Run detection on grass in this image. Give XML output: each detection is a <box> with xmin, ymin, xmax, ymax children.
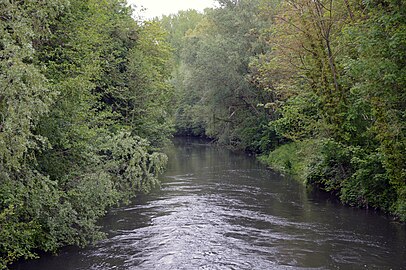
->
<box><xmin>259</xmin><ymin>139</ymin><xmax>322</xmax><ymax>183</ymax></box>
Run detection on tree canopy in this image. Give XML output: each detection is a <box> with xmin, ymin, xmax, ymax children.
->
<box><xmin>0</xmin><ymin>0</ymin><xmax>171</xmax><ymax>268</ymax></box>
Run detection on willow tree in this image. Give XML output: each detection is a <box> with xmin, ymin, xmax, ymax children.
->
<box><xmin>1</xmin><ymin>0</ymin><xmax>172</xmax><ymax>267</ymax></box>
<box><xmin>1</xmin><ymin>1</ymin><xmax>67</xmax><ymax>266</ymax></box>
<box><xmin>170</xmin><ymin>0</ymin><xmax>276</xmax><ymax>152</ymax></box>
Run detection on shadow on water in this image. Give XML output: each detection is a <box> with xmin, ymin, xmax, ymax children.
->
<box><xmin>12</xmin><ymin>137</ymin><xmax>406</xmax><ymax>270</ymax></box>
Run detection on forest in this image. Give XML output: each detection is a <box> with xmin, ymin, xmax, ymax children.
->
<box><xmin>0</xmin><ymin>0</ymin><xmax>405</xmax><ymax>268</ymax></box>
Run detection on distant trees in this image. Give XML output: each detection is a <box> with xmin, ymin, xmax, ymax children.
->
<box><xmin>0</xmin><ymin>0</ymin><xmax>172</xmax><ymax>268</ymax></box>
<box><xmin>164</xmin><ymin>1</ymin><xmax>278</xmax><ymax>152</ymax></box>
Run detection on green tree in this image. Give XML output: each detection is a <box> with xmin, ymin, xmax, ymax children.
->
<box><xmin>160</xmin><ymin>10</ymin><xmax>207</xmax><ymax>136</ymax></box>
<box><xmin>256</xmin><ymin>0</ymin><xmax>405</xmax><ymax>220</ymax></box>
<box><xmin>170</xmin><ymin>0</ymin><xmax>277</xmax><ymax>152</ymax></box>
<box><xmin>338</xmin><ymin>0</ymin><xmax>406</xmax><ymax>218</ymax></box>
<box><xmin>0</xmin><ymin>0</ymin><xmax>172</xmax><ymax>268</ymax></box>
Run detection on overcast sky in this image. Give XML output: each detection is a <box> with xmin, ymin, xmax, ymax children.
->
<box><xmin>127</xmin><ymin>0</ymin><xmax>217</xmax><ymax>19</ymax></box>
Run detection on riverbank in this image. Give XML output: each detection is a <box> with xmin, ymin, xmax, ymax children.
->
<box><xmin>258</xmin><ymin>140</ymin><xmax>322</xmax><ymax>184</ymax></box>
<box><xmin>11</xmin><ymin>138</ymin><xmax>406</xmax><ymax>269</ymax></box>
<box><xmin>260</xmin><ymin>140</ymin><xmax>405</xmax><ymax>222</ymax></box>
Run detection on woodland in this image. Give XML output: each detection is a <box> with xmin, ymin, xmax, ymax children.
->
<box><xmin>0</xmin><ymin>0</ymin><xmax>405</xmax><ymax>268</ymax></box>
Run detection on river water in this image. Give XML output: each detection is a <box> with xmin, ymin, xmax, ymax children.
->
<box><xmin>14</xmin><ymin>138</ymin><xmax>406</xmax><ymax>269</ymax></box>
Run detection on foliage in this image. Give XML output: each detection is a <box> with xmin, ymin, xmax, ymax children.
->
<box><xmin>270</xmin><ymin>92</ymin><xmax>323</xmax><ymax>141</ymax></box>
<box><xmin>160</xmin><ymin>11</ymin><xmax>207</xmax><ymax>137</ymax></box>
<box><xmin>163</xmin><ymin>0</ymin><xmax>277</xmax><ymax>152</ymax></box>
<box><xmin>161</xmin><ymin>0</ymin><xmax>405</xmax><ymax>220</ymax></box>
<box><xmin>1</xmin><ymin>0</ymin><xmax>405</xmax><ymax>267</ymax></box>
<box><xmin>307</xmin><ymin>140</ymin><xmax>398</xmax><ymax>212</ymax></box>
<box><xmin>0</xmin><ymin>0</ymin><xmax>173</xmax><ymax>268</ymax></box>
<box><xmin>254</xmin><ymin>0</ymin><xmax>406</xmax><ymax>220</ymax></box>
<box><xmin>160</xmin><ymin>10</ymin><xmax>205</xmax><ymax>64</ymax></box>
<box><xmin>124</xmin><ymin>22</ymin><xmax>174</xmax><ymax>146</ymax></box>
<box><xmin>339</xmin><ymin>0</ymin><xmax>406</xmax><ymax>218</ymax></box>
<box><xmin>260</xmin><ymin>139</ymin><xmax>323</xmax><ymax>182</ymax></box>
<box><xmin>100</xmin><ymin>131</ymin><xmax>168</xmax><ymax>198</ymax></box>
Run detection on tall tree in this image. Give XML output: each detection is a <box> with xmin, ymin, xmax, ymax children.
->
<box><xmin>171</xmin><ymin>0</ymin><xmax>276</xmax><ymax>151</ymax></box>
<box><xmin>0</xmin><ymin>0</ymin><xmax>172</xmax><ymax>267</ymax></box>
<box><xmin>338</xmin><ymin>0</ymin><xmax>406</xmax><ymax>218</ymax></box>
<box><xmin>253</xmin><ymin>0</ymin><xmax>406</xmax><ymax>220</ymax></box>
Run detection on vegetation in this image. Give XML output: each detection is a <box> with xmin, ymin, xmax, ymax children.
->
<box><xmin>1</xmin><ymin>0</ymin><xmax>405</xmax><ymax>267</ymax></box>
<box><xmin>162</xmin><ymin>0</ymin><xmax>405</xmax><ymax>221</ymax></box>
<box><xmin>0</xmin><ymin>0</ymin><xmax>171</xmax><ymax>268</ymax></box>
<box><xmin>161</xmin><ymin>1</ymin><xmax>279</xmax><ymax>152</ymax></box>
<box><xmin>259</xmin><ymin>139</ymin><xmax>323</xmax><ymax>182</ymax></box>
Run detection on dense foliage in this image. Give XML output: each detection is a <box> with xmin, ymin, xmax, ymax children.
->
<box><xmin>0</xmin><ymin>0</ymin><xmax>172</xmax><ymax>268</ymax></box>
<box><xmin>163</xmin><ymin>0</ymin><xmax>405</xmax><ymax>221</ymax></box>
<box><xmin>257</xmin><ymin>0</ymin><xmax>406</xmax><ymax>220</ymax></box>
<box><xmin>1</xmin><ymin>0</ymin><xmax>405</xmax><ymax>267</ymax></box>
<box><xmin>162</xmin><ymin>1</ymin><xmax>280</xmax><ymax>152</ymax></box>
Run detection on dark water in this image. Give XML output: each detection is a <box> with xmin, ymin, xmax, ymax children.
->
<box><xmin>14</xmin><ymin>138</ymin><xmax>406</xmax><ymax>269</ymax></box>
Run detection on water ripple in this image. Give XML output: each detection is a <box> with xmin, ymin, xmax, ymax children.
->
<box><xmin>13</xmin><ymin>140</ymin><xmax>406</xmax><ymax>270</ymax></box>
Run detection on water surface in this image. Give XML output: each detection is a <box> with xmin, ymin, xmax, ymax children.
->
<box><xmin>14</xmin><ymin>138</ymin><xmax>406</xmax><ymax>269</ymax></box>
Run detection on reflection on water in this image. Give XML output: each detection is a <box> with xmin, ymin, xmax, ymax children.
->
<box><xmin>13</xmin><ymin>137</ymin><xmax>406</xmax><ymax>270</ymax></box>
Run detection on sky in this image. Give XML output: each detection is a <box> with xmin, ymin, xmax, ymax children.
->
<box><xmin>127</xmin><ymin>0</ymin><xmax>217</xmax><ymax>19</ymax></box>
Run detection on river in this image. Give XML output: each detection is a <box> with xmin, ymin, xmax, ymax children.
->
<box><xmin>13</xmin><ymin>137</ymin><xmax>406</xmax><ymax>269</ymax></box>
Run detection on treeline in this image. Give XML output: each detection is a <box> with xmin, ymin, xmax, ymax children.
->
<box><xmin>162</xmin><ymin>0</ymin><xmax>405</xmax><ymax>220</ymax></box>
<box><xmin>0</xmin><ymin>0</ymin><xmax>173</xmax><ymax>268</ymax></box>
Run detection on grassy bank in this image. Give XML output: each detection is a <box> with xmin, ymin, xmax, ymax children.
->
<box><xmin>260</xmin><ymin>139</ymin><xmax>405</xmax><ymax>221</ymax></box>
<box><xmin>259</xmin><ymin>140</ymin><xmax>322</xmax><ymax>183</ymax></box>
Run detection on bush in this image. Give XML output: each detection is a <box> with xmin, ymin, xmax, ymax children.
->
<box><xmin>307</xmin><ymin>140</ymin><xmax>398</xmax><ymax>214</ymax></box>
